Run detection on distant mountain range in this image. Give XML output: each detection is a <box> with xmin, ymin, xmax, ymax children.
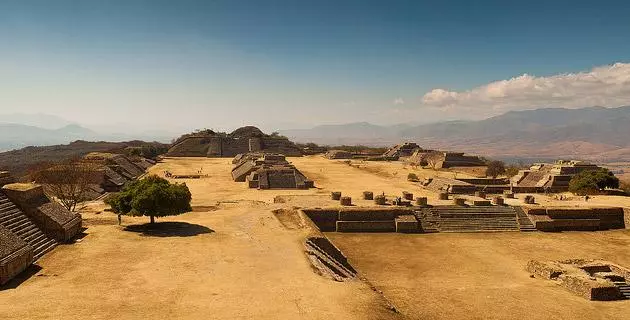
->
<box><xmin>0</xmin><ymin>123</ymin><xmax>101</xmax><ymax>151</ymax></box>
<box><xmin>3</xmin><ymin>107</ymin><xmax>630</xmax><ymax>162</ymax></box>
<box><xmin>0</xmin><ymin>114</ymin><xmax>174</xmax><ymax>151</ymax></box>
<box><xmin>280</xmin><ymin>106</ymin><xmax>630</xmax><ymax>162</ymax></box>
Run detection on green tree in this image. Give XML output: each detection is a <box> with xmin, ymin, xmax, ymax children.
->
<box><xmin>568</xmin><ymin>168</ymin><xmax>619</xmax><ymax>195</ymax></box>
<box><xmin>485</xmin><ymin>160</ymin><xmax>506</xmax><ymax>178</ymax></box>
<box><xmin>106</xmin><ymin>175</ymin><xmax>192</xmax><ymax>224</ymax></box>
<box><xmin>505</xmin><ymin>165</ymin><xmax>521</xmax><ymax>178</ymax></box>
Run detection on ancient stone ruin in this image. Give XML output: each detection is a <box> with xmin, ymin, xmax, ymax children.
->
<box><xmin>527</xmin><ymin>259</ymin><xmax>630</xmax><ymax>300</ymax></box>
<box><xmin>523</xmin><ymin>207</ymin><xmax>625</xmax><ymax>231</ymax></box>
<box><xmin>231</xmin><ymin>153</ymin><xmax>314</xmax><ymax>189</ymax></box>
<box><xmin>167</xmin><ymin>126</ymin><xmax>302</xmax><ymax>157</ymax></box>
<box><xmin>302</xmin><ymin>205</ymin><xmax>538</xmax><ymax>233</ymax></box>
<box><xmin>0</xmin><ymin>178</ymin><xmax>82</xmax><ymax>285</ymax></box>
<box><xmin>324</xmin><ymin>150</ymin><xmax>353</xmax><ymax>160</ymax></box>
<box><xmin>512</xmin><ymin>160</ymin><xmax>602</xmax><ymax>192</ymax></box>
<box><xmin>55</xmin><ymin>152</ymin><xmax>155</xmax><ymax>200</ymax></box>
<box><xmin>408</xmin><ymin>150</ymin><xmax>486</xmax><ymax>169</ymax></box>
<box><xmin>382</xmin><ymin>142</ymin><xmax>421</xmax><ymax>159</ymax></box>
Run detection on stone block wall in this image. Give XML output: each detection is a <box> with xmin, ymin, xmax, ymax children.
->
<box><xmin>2</xmin><ymin>184</ymin><xmax>82</xmax><ymax>242</ymax></box>
<box><xmin>0</xmin><ymin>226</ymin><xmax>34</xmax><ymax>285</ymax></box>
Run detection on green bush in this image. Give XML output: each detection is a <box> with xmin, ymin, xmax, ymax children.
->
<box><xmin>485</xmin><ymin>160</ymin><xmax>506</xmax><ymax>178</ymax></box>
<box><xmin>106</xmin><ymin>175</ymin><xmax>192</xmax><ymax>224</ymax></box>
<box><xmin>568</xmin><ymin>168</ymin><xmax>619</xmax><ymax>195</ymax></box>
<box><xmin>407</xmin><ymin>173</ymin><xmax>419</xmax><ymax>181</ymax></box>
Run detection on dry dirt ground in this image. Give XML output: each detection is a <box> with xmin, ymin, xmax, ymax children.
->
<box><xmin>1</xmin><ymin>155</ymin><xmax>630</xmax><ymax>320</ymax></box>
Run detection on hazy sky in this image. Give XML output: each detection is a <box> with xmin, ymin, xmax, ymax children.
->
<box><xmin>1</xmin><ymin>0</ymin><xmax>630</xmax><ymax>132</ymax></box>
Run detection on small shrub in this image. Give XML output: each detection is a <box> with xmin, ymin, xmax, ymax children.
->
<box><xmin>407</xmin><ymin>173</ymin><xmax>419</xmax><ymax>182</ymax></box>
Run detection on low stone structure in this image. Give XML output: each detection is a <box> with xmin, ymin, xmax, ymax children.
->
<box><xmin>374</xmin><ymin>195</ymin><xmax>386</xmax><ymax>205</ymax></box>
<box><xmin>524</xmin><ymin>207</ymin><xmax>625</xmax><ymax>231</ymax></box>
<box><xmin>340</xmin><ymin>197</ymin><xmax>352</xmax><ymax>206</ymax></box>
<box><xmin>302</xmin><ymin>205</ymin><xmax>528</xmax><ymax>233</ymax></box>
<box><xmin>232</xmin><ymin>153</ymin><xmax>314</xmax><ymax>189</ymax></box>
<box><xmin>168</xmin><ymin>126</ymin><xmax>302</xmax><ymax>157</ymax></box>
<box><xmin>395</xmin><ymin>215</ymin><xmax>419</xmax><ymax>233</ymax></box>
<box><xmin>422</xmin><ymin>177</ymin><xmax>477</xmax><ymax>195</ymax></box>
<box><xmin>324</xmin><ymin>150</ymin><xmax>353</xmax><ymax>160</ymax></box>
<box><xmin>416</xmin><ymin>197</ymin><xmax>428</xmax><ymax>206</ymax></box>
<box><xmin>81</xmin><ymin>153</ymin><xmax>155</xmax><ymax>198</ymax></box>
<box><xmin>408</xmin><ymin>150</ymin><xmax>486</xmax><ymax>169</ymax></box>
<box><xmin>511</xmin><ymin>160</ymin><xmax>603</xmax><ymax>192</ymax></box>
<box><xmin>382</xmin><ymin>142</ymin><xmax>421</xmax><ymax>159</ymax></box>
<box><xmin>527</xmin><ymin>259</ymin><xmax>630</xmax><ymax>300</ymax></box>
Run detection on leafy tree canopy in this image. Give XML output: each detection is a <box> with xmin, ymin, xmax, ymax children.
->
<box><xmin>106</xmin><ymin>175</ymin><xmax>192</xmax><ymax>223</ymax></box>
<box><xmin>485</xmin><ymin>160</ymin><xmax>506</xmax><ymax>178</ymax></box>
<box><xmin>568</xmin><ymin>168</ymin><xmax>619</xmax><ymax>195</ymax></box>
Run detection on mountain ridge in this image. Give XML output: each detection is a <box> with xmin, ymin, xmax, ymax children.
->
<box><xmin>280</xmin><ymin>106</ymin><xmax>630</xmax><ymax>161</ymax></box>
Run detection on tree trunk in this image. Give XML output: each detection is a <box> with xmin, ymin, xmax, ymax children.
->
<box><xmin>150</xmin><ymin>215</ymin><xmax>155</xmax><ymax>224</ymax></box>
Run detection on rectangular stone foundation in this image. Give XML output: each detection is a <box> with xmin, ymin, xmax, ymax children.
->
<box><xmin>535</xmin><ymin>219</ymin><xmax>600</xmax><ymax>231</ymax></box>
<box><xmin>395</xmin><ymin>215</ymin><xmax>419</xmax><ymax>233</ymax></box>
<box><xmin>336</xmin><ymin>220</ymin><xmax>396</xmax><ymax>232</ymax></box>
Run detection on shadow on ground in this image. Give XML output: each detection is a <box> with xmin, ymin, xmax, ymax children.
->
<box><xmin>123</xmin><ymin>222</ymin><xmax>214</xmax><ymax>237</ymax></box>
<box><xmin>0</xmin><ymin>264</ymin><xmax>43</xmax><ymax>291</ymax></box>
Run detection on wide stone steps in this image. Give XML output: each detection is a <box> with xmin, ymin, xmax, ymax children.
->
<box><xmin>305</xmin><ymin>240</ymin><xmax>356</xmax><ymax>279</ymax></box>
<box><xmin>613</xmin><ymin>282</ymin><xmax>630</xmax><ymax>299</ymax></box>
<box><xmin>514</xmin><ymin>207</ymin><xmax>537</xmax><ymax>232</ymax></box>
<box><xmin>0</xmin><ymin>192</ymin><xmax>58</xmax><ymax>261</ymax></box>
<box><xmin>439</xmin><ymin>218</ymin><xmax>520</xmax><ymax>232</ymax></box>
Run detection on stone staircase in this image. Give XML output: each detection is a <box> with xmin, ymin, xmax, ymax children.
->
<box><xmin>514</xmin><ymin>207</ymin><xmax>537</xmax><ymax>232</ymax></box>
<box><xmin>613</xmin><ymin>281</ymin><xmax>630</xmax><ymax>300</ymax></box>
<box><xmin>415</xmin><ymin>210</ymin><xmax>440</xmax><ymax>233</ymax></box>
<box><xmin>422</xmin><ymin>206</ymin><xmax>520</xmax><ymax>232</ymax></box>
<box><xmin>305</xmin><ymin>238</ymin><xmax>356</xmax><ymax>280</ymax></box>
<box><xmin>0</xmin><ymin>193</ymin><xmax>57</xmax><ymax>261</ymax></box>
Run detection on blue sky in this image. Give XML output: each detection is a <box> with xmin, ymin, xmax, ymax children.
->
<box><xmin>1</xmin><ymin>0</ymin><xmax>629</xmax><ymax>132</ymax></box>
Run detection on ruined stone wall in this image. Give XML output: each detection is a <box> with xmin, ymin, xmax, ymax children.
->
<box><xmin>2</xmin><ymin>184</ymin><xmax>82</xmax><ymax>242</ymax></box>
<box><xmin>218</xmin><ymin>138</ymin><xmax>250</xmax><ymax>157</ymax></box>
<box><xmin>167</xmin><ymin>136</ymin><xmax>211</xmax><ymax>157</ymax></box>
<box><xmin>0</xmin><ymin>226</ymin><xmax>33</xmax><ymax>285</ymax></box>
<box><xmin>526</xmin><ymin>207</ymin><xmax>625</xmax><ymax>231</ymax></box>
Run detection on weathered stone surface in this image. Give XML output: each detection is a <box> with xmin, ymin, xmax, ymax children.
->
<box><xmin>527</xmin><ymin>259</ymin><xmax>629</xmax><ymax>301</ymax></box>
<box><xmin>395</xmin><ymin>215</ymin><xmax>419</xmax><ymax>233</ymax></box>
<box><xmin>336</xmin><ymin>220</ymin><xmax>396</xmax><ymax>232</ymax></box>
<box><xmin>168</xmin><ymin>126</ymin><xmax>302</xmax><ymax>157</ymax></box>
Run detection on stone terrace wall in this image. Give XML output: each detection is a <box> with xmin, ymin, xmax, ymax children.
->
<box><xmin>0</xmin><ymin>225</ymin><xmax>33</xmax><ymax>285</ymax></box>
<box><xmin>525</xmin><ymin>207</ymin><xmax>625</xmax><ymax>231</ymax></box>
<box><xmin>2</xmin><ymin>184</ymin><xmax>82</xmax><ymax>242</ymax></box>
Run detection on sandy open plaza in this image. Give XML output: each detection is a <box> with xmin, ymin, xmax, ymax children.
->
<box><xmin>1</xmin><ymin>155</ymin><xmax>629</xmax><ymax>319</ymax></box>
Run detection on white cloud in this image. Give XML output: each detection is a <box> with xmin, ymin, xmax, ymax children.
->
<box><xmin>393</xmin><ymin>98</ymin><xmax>405</xmax><ymax>105</ymax></box>
<box><xmin>421</xmin><ymin>62</ymin><xmax>630</xmax><ymax>114</ymax></box>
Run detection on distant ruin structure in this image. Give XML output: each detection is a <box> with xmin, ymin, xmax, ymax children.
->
<box><xmin>382</xmin><ymin>142</ymin><xmax>421</xmax><ymax>159</ymax></box>
<box><xmin>511</xmin><ymin>160</ymin><xmax>602</xmax><ymax>192</ymax></box>
<box><xmin>167</xmin><ymin>126</ymin><xmax>302</xmax><ymax>157</ymax></box>
<box><xmin>231</xmin><ymin>153</ymin><xmax>313</xmax><ymax>189</ymax></box>
<box><xmin>408</xmin><ymin>150</ymin><xmax>486</xmax><ymax>169</ymax></box>
<box><xmin>324</xmin><ymin>150</ymin><xmax>353</xmax><ymax>160</ymax></box>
